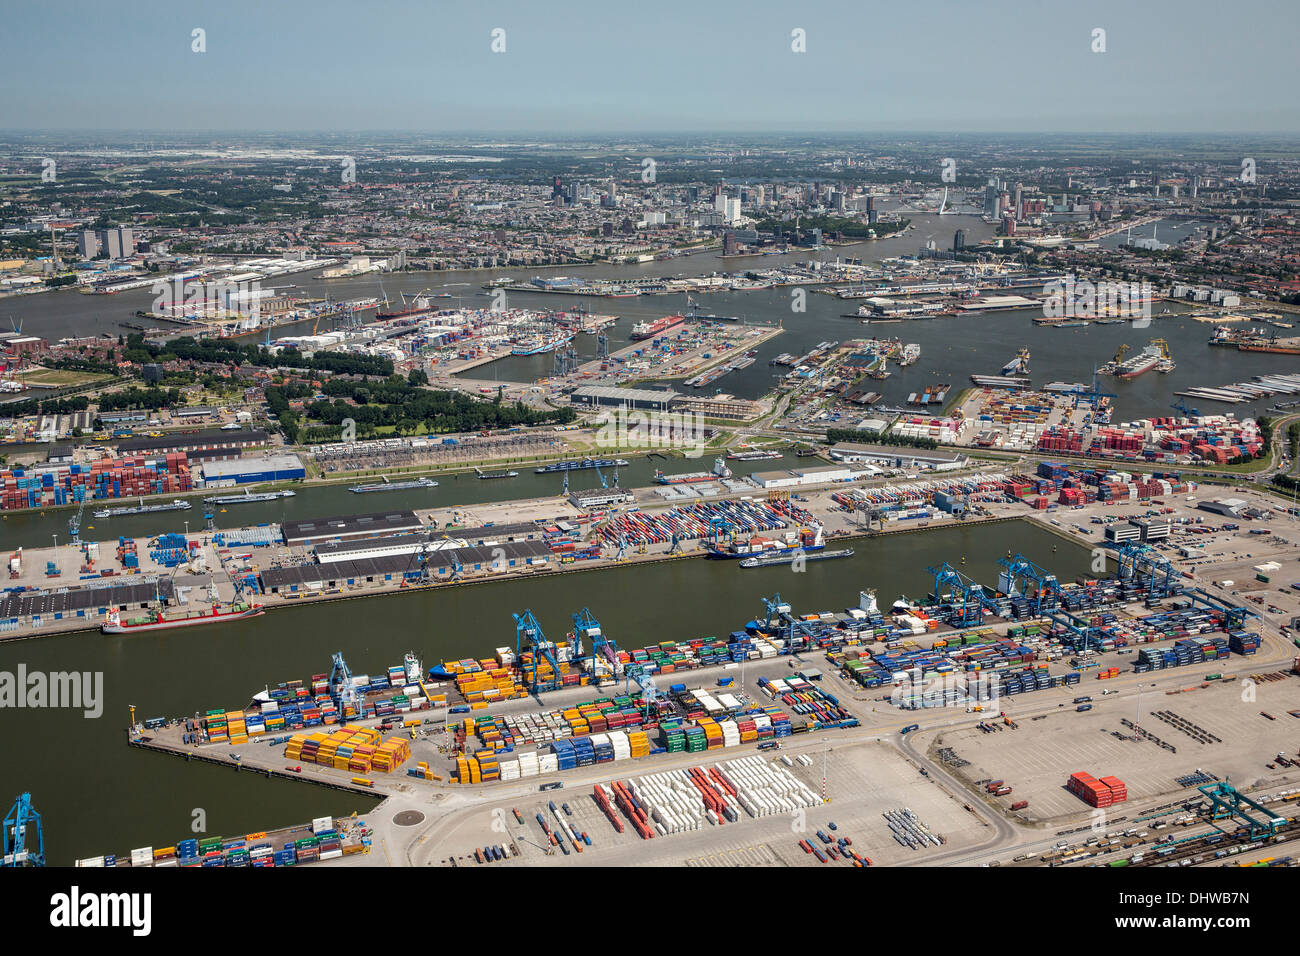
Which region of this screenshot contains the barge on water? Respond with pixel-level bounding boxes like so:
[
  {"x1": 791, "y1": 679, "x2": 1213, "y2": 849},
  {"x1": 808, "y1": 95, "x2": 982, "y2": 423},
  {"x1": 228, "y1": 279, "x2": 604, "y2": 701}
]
[
  {"x1": 475, "y1": 466, "x2": 519, "y2": 479},
  {"x1": 94, "y1": 497, "x2": 192, "y2": 518},
  {"x1": 102, "y1": 602, "x2": 265, "y2": 634},
  {"x1": 536, "y1": 458, "x2": 629, "y2": 473},
  {"x1": 349, "y1": 477, "x2": 439, "y2": 493},
  {"x1": 204, "y1": 489, "x2": 296, "y2": 505},
  {"x1": 740, "y1": 548, "x2": 854, "y2": 569}
]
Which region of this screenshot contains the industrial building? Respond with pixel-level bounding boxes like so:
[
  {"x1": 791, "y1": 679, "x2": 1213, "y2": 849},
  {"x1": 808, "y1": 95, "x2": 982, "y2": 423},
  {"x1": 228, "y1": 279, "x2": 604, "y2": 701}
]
[
  {"x1": 259, "y1": 541, "x2": 553, "y2": 593},
  {"x1": 314, "y1": 533, "x2": 466, "y2": 565},
  {"x1": 281, "y1": 510, "x2": 424, "y2": 547},
  {"x1": 0, "y1": 579, "x2": 175, "y2": 628},
  {"x1": 117, "y1": 428, "x2": 269, "y2": 458},
  {"x1": 570, "y1": 385, "x2": 677, "y2": 411},
  {"x1": 570, "y1": 489, "x2": 634, "y2": 509},
  {"x1": 1197, "y1": 498, "x2": 1247, "y2": 518},
  {"x1": 751, "y1": 465, "x2": 856, "y2": 488},
  {"x1": 827, "y1": 443, "x2": 967, "y2": 471},
  {"x1": 200, "y1": 454, "x2": 305, "y2": 487}
]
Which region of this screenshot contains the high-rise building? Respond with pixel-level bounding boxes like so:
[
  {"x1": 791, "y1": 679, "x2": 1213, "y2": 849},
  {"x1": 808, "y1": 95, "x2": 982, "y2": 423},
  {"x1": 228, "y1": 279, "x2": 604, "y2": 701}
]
[
  {"x1": 77, "y1": 230, "x2": 100, "y2": 258},
  {"x1": 1013, "y1": 183, "x2": 1024, "y2": 221},
  {"x1": 953, "y1": 229, "x2": 966, "y2": 252},
  {"x1": 98, "y1": 227, "x2": 134, "y2": 259}
]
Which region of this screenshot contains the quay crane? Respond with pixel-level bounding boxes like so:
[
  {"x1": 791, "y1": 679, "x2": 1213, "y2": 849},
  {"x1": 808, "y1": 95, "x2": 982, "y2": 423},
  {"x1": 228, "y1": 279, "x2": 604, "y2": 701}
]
[
  {"x1": 927, "y1": 562, "x2": 1001, "y2": 627},
  {"x1": 3, "y1": 792, "x2": 45, "y2": 867},
  {"x1": 328, "y1": 652, "x2": 361, "y2": 720},
  {"x1": 997, "y1": 553, "x2": 1062, "y2": 617},
  {"x1": 514, "y1": 609, "x2": 564, "y2": 694}
]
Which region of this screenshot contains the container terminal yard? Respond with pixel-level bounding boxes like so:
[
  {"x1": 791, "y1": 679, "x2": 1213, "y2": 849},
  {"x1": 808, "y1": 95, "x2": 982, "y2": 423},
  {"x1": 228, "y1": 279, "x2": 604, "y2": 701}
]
[{"x1": 31, "y1": 462, "x2": 1296, "y2": 870}]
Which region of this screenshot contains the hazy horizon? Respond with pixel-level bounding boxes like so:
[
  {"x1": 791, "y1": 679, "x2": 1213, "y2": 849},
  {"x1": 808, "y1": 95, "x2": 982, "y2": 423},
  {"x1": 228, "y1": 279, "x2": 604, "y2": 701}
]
[{"x1": 3, "y1": 0, "x2": 1298, "y2": 134}]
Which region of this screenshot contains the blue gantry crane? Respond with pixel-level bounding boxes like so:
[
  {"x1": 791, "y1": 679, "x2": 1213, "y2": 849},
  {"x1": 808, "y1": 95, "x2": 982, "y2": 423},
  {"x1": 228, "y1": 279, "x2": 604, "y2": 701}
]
[
  {"x1": 568, "y1": 607, "x2": 660, "y2": 717},
  {"x1": 1170, "y1": 397, "x2": 1201, "y2": 418},
  {"x1": 1199, "y1": 781, "x2": 1286, "y2": 840},
  {"x1": 997, "y1": 553, "x2": 1062, "y2": 616},
  {"x1": 1115, "y1": 541, "x2": 1180, "y2": 597},
  {"x1": 927, "y1": 562, "x2": 1001, "y2": 627},
  {"x1": 1183, "y1": 587, "x2": 1260, "y2": 632},
  {"x1": 328, "y1": 651, "x2": 361, "y2": 719},
  {"x1": 515, "y1": 609, "x2": 564, "y2": 693},
  {"x1": 3, "y1": 792, "x2": 45, "y2": 867},
  {"x1": 761, "y1": 592, "x2": 821, "y2": 651}
]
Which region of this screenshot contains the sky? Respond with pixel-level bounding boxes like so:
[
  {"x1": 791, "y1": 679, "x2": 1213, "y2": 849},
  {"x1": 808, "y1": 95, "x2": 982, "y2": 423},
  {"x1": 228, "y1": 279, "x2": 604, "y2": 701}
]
[{"x1": 2, "y1": 0, "x2": 1298, "y2": 134}]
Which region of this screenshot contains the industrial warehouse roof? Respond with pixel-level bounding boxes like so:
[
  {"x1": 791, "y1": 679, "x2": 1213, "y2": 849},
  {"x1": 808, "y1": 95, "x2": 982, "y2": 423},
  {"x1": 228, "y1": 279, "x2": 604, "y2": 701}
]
[
  {"x1": 117, "y1": 429, "x2": 269, "y2": 454},
  {"x1": 0, "y1": 579, "x2": 175, "y2": 619},
  {"x1": 200, "y1": 454, "x2": 305, "y2": 477},
  {"x1": 452, "y1": 520, "x2": 545, "y2": 543},
  {"x1": 260, "y1": 540, "x2": 553, "y2": 589},
  {"x1": 828, "y1": 443, "x2": 966, "y2": 463},
  {"x1": 570, "y1": 384, "x2": 679, "y2": 405},
  {"x1": 281, "y1": 510, "x2": 423, "y2": 545}
]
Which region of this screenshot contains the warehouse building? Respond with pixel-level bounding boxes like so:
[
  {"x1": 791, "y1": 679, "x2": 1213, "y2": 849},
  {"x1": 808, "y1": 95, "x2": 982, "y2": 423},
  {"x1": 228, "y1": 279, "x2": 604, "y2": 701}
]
[
  {"x1": 315, "y1": 533, "x2": 466, "y2": 565},
  {"x1": 751, "y1": 464, "x2": 856, "y2": 488},
  {"x1": 200, "y1": 454, "x2": 305, "y2": 487},
  {"x1": 117, "y1": 428, "x2": 269, "y2": 458},
  {"x1": 260, "y1": 540, "x2": 553, "y2": 593},
  {"x1": 282, "y1": 510, "x2": 423, "y2": 547},
  {"x1": 0, "y1": 579, "x2": 175, "y2": 630},
  {"x1": 570, "y1": 384, "x2": 678, "y2": 411},
  {"x1": 1197, "y1": 498, "x2": 1247, "y2": 518},
  {"x1": 827, "y1": 443, "x2": 967, "y2": 471}
]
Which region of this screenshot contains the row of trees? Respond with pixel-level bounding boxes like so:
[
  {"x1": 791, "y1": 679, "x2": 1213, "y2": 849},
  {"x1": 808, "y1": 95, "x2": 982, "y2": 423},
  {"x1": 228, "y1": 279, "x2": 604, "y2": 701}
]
[
  {"x1": 123, "y1": 334, "x2": 394, "y2": 378},
  {"x1": 826, "y1": 427, "x2": 940, "y2": 450}
]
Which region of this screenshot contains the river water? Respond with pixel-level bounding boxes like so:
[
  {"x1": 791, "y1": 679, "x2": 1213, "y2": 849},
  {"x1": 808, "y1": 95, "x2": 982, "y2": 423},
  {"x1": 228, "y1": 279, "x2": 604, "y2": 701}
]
[{"x1": 0, "y1": 520, "x2": 1089, "y2": 864}]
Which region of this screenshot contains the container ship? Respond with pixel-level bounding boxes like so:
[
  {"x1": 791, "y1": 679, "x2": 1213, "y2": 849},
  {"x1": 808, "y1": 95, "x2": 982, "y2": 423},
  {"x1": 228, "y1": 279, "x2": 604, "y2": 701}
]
[
  {"x1": 349, "y1": 477, "x2": 439, "y2": 493},
  {"x1": 536, "y1": 458, "x2": 628, "y2": 473},
  {"x1": 93, "y1": 497, "x2": 192, "y2": 518},
  {"x1": 629, "y1": 314, "x2": 686, "y2": 341},
  {"x1": 654, "y1": 457, "x2": 732, "y2": 484},
  {"x1": 708, "y1": 524, "x2": 825, "y2": 560},
  {"x1": 203, "y1": 489, "x2": 296, "y2": 505},
  {"x1": 102, "y1": 602, "x2": 265, "y2": 634}
]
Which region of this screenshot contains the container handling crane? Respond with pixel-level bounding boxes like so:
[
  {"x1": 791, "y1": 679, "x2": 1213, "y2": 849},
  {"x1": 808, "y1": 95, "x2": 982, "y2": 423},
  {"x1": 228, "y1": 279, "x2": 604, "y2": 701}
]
[{"x1": 3, "y1": 792, "x2": 45, "y2": 867}]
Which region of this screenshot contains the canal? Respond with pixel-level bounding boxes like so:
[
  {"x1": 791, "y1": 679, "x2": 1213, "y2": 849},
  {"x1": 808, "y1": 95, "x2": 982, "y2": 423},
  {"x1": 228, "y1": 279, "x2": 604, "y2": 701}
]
[{"x1": 0, "y1": 520, "x2": 1091, "y2": 863}]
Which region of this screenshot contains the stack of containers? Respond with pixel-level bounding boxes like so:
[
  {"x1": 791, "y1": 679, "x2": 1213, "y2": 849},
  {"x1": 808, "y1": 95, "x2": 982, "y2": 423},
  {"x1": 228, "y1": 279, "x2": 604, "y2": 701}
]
[{"x1": 1068, "y1": 771, "x2": 1127, "y2": 807}]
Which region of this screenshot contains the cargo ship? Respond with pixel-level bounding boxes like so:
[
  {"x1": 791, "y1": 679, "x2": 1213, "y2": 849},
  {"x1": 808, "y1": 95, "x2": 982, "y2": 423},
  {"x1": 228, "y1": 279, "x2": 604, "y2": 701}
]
[
  {"x1": 475, "y1": 467, "x2": 519, "y2": 479},
  {"x1": 93, "y1": 497, "x2": 192, "y2": 518},
  {"x1": 654, "y1": 457, "x2": 732, "y2": 484},
  {"x1": 1001, "y1": 348, "x2": 1031, "y2": 376},
  {"x1": 349, "y1": 477, "x2": 439, "y2": 493},
  {"x1": 1103, "y1": 340, "x2": 1174, "y2": 379},
  {"x1": 629, "y1": 314, "x2": 686, "y2": 341},
  {"x1": 203, "y1": 489, "x2": 296, "y2": 505},
  {"x1": 102, "y1": 602, "x2": 265, "y2": 634},
  {"x1": 535, "y1": 458, "x2": 628, "y2": 473},
  {"x1": 740, "y1": 547, "x2": 853, "y2": 569},
  {"x1": 708, "y1": 524, "x2": 825, "y2": 560},
  {"x1": 898, "y1": 343, "x2": 921, "y2": 366}
]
